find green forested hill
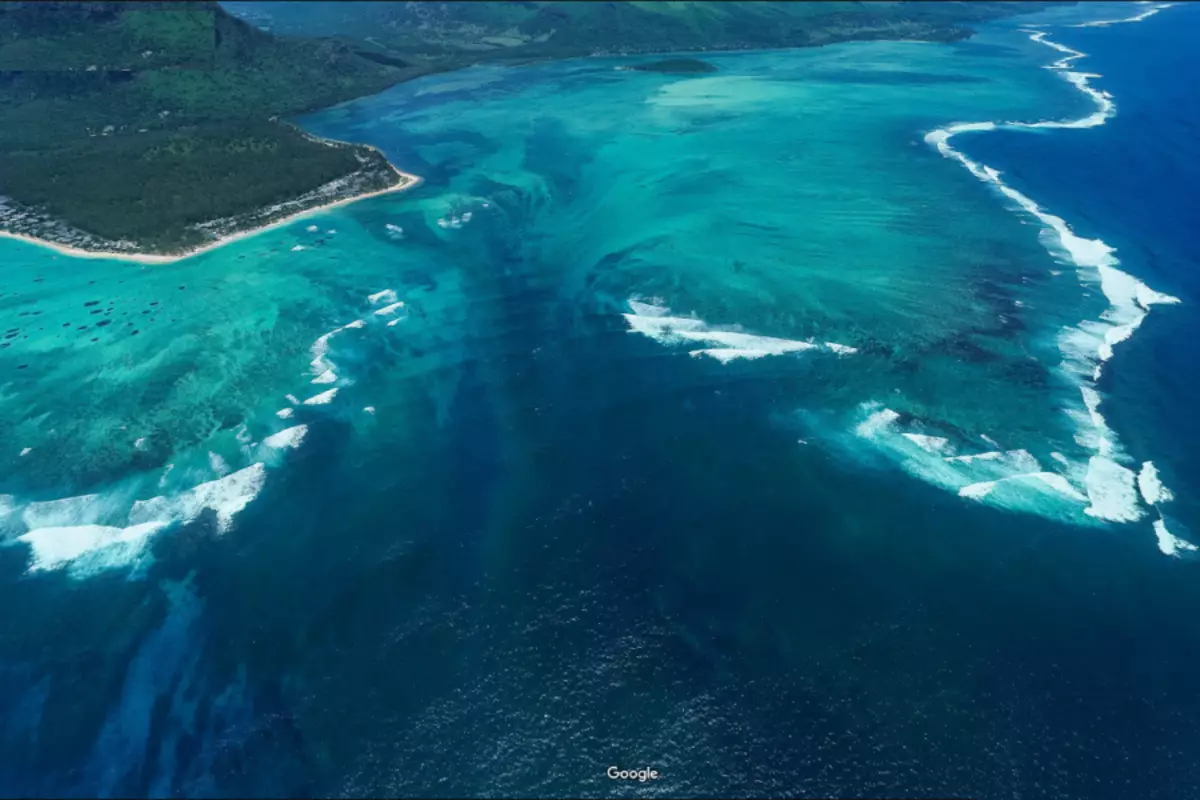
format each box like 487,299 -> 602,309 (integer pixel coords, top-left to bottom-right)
0,1 -> 1066,254
0,1 -> 418,253
223,1 -> 1067,62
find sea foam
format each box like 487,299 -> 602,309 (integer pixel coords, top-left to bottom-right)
622,299 -> 855,363
922,14 -> 1181,547
263,424 -> 308,450
1138,461 -> 1174,506
19,522 -> 167,575
303,388 -> 338,405
129,463 -> 267,535
1154,519 -> 1197,557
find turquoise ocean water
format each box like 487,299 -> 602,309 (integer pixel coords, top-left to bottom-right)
2,2 -> 1199,796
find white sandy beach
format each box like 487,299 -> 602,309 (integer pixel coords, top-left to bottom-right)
0,156 -> 422,265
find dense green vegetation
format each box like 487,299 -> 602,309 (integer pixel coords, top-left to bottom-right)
224,1 -> 1069,63
0,1 -> 1068,253
0,1 -> 419,252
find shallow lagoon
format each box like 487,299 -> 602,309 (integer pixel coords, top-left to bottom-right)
2,4 -> 1199,797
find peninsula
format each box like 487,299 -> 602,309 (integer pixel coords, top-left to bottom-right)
0,1 -> 1070,259
0,1 -> 425,259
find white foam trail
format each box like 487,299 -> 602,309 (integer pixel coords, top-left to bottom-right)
1084,456 -> 1143,523
207,451 -> 230,477
901,433 -> 954,455
1029,471 -> 1089,502
303,388 -> 338,405
276,407 -> 294,419
263,424 -> 308,450
290,245 -> 305,252
960,481 -> 997,500
960,472 -> 1088,504
855,407 -> 901,437
286,393 -> 300,405
18,522 -> 168,574
22,494 -> 106,529
1137,461 -> 1174,505
623,299 -> 855,363
129,463 -> 267,535
311,368 -> 337,385
373,301 -> 404,316
309,319 -> 366,375
306,224 -> 319,233
1154,519 -> 1197,557
923,16 -> 1180,536
20,447 -> 32,457
1072,2 -> 1173,27
945,450 -> 1041,473
368,289 -> 397,305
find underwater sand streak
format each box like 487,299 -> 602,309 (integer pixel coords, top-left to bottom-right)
923,5 -> 1189,552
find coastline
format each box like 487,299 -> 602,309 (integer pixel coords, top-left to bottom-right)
0,142 -> 422,266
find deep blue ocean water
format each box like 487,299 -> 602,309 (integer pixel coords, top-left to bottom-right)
962,2 -> 1200,541
2,3 -> 1200,798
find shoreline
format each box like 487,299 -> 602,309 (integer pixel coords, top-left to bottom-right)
0,145 -> 422,266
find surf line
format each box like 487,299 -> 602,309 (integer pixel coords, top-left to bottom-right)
923,4 -> 1191,554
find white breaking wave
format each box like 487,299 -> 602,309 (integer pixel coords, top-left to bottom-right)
1154,519 -> 1197,557
303,388 -> 338,405
22,493 -> 105,529
129,463 -> 267,535
1071,2 -> 1174,28
1083,456 -> 1143,523
1138,461 -> 1174,506
263,424 -> 308,450
208,451 -> 230,477
922,13 -> 1183,546
622,298 -> 856,363
19,522 -> 167,575
901,433 -> 954,455
373,301 -> 405,317
855,407 -> 901,438
9,291 -> 411,580
9,461 -> 270,578
849,403 -> 1091,520
310,318 -> 367,376
946,450 -> 1042,473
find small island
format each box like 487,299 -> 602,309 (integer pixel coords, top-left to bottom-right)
628,58 -> 717,74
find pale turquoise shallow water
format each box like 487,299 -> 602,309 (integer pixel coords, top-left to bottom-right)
3,4 -> 1200,797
